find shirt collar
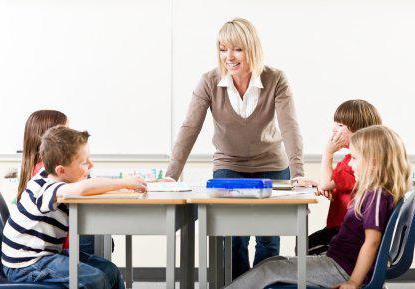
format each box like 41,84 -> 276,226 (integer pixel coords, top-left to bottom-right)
217,74 -> 263,89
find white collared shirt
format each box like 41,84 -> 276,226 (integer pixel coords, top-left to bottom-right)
217,74 -> 263,118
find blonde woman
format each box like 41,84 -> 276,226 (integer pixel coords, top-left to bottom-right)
165,18 -> 304,278
225,125 -> 412,289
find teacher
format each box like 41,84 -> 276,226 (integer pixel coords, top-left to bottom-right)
166,18 -> 304,278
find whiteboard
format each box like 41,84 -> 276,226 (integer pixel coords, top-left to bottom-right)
0,0 -> 171,154
172,0 -> 415,155
1,1 -> 415,156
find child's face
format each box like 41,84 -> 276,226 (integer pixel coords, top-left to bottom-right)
349,144 -> 361,181
333,122 -> 353,148
60,144 -> 93,183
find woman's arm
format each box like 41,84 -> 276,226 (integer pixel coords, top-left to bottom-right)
57,176 -> 147,197
166,75 -> 211,180
334,229 -> 382,289
274,72 -> 304,178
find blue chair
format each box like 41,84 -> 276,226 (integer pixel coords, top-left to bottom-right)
387,191 -> 415,279
267,193 -> 413,289
0,192 -> 65,289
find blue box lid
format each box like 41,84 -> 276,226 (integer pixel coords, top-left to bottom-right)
206,178 -> 272,189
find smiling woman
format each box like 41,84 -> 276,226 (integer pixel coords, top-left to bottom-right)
165,18 -> 304,278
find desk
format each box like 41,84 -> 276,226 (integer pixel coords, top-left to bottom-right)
187,189 -> 317,289
59,192 -> 196,289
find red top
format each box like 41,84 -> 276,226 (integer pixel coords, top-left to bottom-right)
32,161 -> 44,177
33,161 -> 70,249
326,154 -> 356,229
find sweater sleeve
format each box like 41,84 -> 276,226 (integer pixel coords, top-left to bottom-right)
166,74 -> 211,180
274,71 -> 304,177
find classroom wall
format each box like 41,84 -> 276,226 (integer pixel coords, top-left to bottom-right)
1,0 -> 415,156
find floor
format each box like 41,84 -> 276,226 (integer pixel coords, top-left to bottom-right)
130,282 -> 415,288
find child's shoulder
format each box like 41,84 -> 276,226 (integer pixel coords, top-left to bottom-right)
27,168 -> 65,192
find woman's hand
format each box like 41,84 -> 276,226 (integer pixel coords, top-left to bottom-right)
326,131 -> 347,155
292,177 -> 318,187
333,280 -> 360,289
123,176 -> 148,193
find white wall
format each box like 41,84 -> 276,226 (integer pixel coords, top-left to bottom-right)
1,0 -> 415,156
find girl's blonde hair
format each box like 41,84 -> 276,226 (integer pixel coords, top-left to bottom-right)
217,18 -> 264,78
351,125 -> 412,217
18,110 -> 67,201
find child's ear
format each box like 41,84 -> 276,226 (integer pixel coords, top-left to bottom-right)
55,165 -> 65,177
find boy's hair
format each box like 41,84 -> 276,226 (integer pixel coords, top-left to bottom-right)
40,126 -> 90,175
334,99 -> 382,132
18,110 -> 67,201
351,125 -> 412,217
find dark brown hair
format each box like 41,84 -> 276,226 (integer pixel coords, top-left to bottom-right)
40,126 -> 90,175
334,99 -> 382,132
18,110 -> 67,201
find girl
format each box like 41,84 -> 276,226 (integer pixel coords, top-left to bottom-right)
225,125 -> 412,289
298,100 -> 382,255
18,110 -> 67,200
17,110 -> 93,253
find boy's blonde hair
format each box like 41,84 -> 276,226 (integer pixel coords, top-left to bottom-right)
217,18 -> 264,78
334,99 -> 382,132
40,126 -> 90,175
351,125 -> 412,217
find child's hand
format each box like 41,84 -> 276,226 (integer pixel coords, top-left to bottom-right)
333,280 -> 360,289
292,177 -> 318,187
316,188 -> 333,201
326,131 -> 347,155
123,176 -> 148,193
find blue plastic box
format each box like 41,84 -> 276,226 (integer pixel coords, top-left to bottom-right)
206,178 -> 273,198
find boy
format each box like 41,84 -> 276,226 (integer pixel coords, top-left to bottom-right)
2,126 -> 146,288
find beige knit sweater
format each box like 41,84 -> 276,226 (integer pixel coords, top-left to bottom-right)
166,66 -> 304,180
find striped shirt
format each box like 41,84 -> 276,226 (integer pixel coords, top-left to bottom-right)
1,168 -> 68,268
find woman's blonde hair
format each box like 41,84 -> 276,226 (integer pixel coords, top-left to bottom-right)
217,18 -> 264,78
351,125 -> 412,217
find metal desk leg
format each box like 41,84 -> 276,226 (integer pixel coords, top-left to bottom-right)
94,235 -> 104,257
297,205 -> 307,289
198,205 -> 208,289
224,236 -> 232,286
209,237 -> 217,289
69,204 -> 79,289
166,205 -> 176,289
103,235 -> 112,261
125,235 -> 133,289
180,205 -> 195,289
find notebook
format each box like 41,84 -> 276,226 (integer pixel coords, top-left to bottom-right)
146,182 -> 192,192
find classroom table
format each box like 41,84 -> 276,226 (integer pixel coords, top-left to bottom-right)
187,188 -> 317,289
59,192 -> 196,289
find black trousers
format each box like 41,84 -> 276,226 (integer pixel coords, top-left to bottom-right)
308,227 -> 339,255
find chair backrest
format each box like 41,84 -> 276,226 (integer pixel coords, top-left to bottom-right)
362,198 -> 404,289
0,192 -> 10,279
386,191 -> 415,279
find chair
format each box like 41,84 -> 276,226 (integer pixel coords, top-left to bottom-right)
386,191 -> 415,279
0,192 -> 65,288
267,194 -> 411,289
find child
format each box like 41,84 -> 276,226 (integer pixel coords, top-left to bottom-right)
298,100 -> 382,255
2,126 -> 147,288
225,125 -> 412,289
17,110 -> 93,253
18,110 -> 68,200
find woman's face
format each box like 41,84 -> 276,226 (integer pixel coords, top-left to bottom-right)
219,42 -> 250,78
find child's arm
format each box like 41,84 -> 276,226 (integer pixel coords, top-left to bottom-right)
334,229 -> 382,289
57,176 -> 147,197
320,132 -> 347,191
